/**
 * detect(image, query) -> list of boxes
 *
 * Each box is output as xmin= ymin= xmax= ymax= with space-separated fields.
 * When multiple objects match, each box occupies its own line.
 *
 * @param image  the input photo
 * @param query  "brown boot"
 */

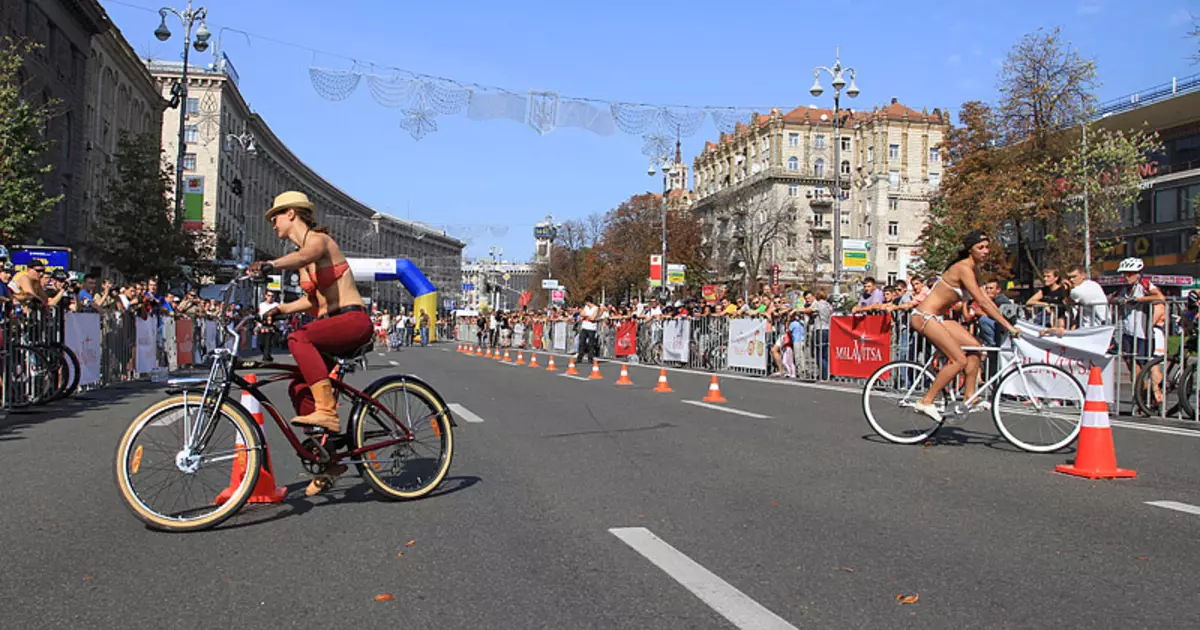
xmin=305 ymin=463 xmax=348 ymax=496
xmin=291 ymin=380 xmax=340 ymax=433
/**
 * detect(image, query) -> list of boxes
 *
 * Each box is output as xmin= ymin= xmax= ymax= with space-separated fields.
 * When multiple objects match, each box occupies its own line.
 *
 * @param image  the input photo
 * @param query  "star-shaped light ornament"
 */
xmin=399 ymin=104 xmax=437 ymax=141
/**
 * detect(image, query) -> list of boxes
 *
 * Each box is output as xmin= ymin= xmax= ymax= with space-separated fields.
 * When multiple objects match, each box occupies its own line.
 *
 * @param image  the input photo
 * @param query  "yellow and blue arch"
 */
xmin=347 ymin=258 xmax=439 ymax=341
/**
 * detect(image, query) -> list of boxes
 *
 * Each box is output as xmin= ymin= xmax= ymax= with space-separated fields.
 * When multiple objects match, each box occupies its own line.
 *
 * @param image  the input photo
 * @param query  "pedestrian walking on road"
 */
xmin=419 ymin=309 xmax=431 ymax=347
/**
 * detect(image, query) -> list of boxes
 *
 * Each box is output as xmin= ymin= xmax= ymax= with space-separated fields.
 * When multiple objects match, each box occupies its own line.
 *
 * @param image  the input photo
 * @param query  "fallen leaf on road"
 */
xmin=638 ymin=514 xmax=644 ymax=519
xmin=896 ymin=593 xmax=919 ymax=605
xmin=396 ymin=551 xmax=404 ymax=558
xmin=770 ymin=502 xmax=779 ymax=508
xmin=1135 ymin=556 xmax=1149 ymax=561
xmin=83 ymin=576 xmax=93 ymax=581
xmin=832 ymin=567 xmax=856 ymax=573
xmin=405 ymin=540 xmax=416 ymax=547
xmin=375 ymin=593 xmax=396 ymax=602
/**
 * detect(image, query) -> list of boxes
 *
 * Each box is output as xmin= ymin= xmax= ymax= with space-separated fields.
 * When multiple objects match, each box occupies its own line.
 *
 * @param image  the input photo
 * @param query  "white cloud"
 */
xmin=947 ymin=53 xmax=963 ymax=66
xmin=1077 ymin=0 xmax=1104 ymax=15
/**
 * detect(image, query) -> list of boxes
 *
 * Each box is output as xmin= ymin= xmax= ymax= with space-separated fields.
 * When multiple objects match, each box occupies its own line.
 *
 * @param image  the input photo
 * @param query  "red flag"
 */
xmin=615 ymin=320 xmax=637 ymax=357
xmin=532 ymin=322 xmax=544 ymax=349
xmin=829 ymin=314 xmax=892 ymax=378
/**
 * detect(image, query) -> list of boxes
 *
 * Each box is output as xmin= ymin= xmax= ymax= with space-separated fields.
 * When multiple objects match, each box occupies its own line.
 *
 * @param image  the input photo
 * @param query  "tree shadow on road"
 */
xmin=0 ymin=379 xmax=180 ymax=443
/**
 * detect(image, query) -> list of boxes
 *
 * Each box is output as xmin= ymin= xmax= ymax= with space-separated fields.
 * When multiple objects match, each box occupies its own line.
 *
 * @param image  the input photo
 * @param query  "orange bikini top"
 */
xmin=299 ymin=262 xmax=349 ymax=295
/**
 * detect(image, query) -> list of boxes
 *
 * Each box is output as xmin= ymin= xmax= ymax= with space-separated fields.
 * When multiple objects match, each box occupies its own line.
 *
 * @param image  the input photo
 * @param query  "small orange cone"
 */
xmin=702 ymin=375 xmax=727 ymax=403
xmin=1056 ymin=367 xmax=1136 ymax=479
xmin=589 ymin=360 xmax=603 ymax=380
xmin=516 ymin=351 xmax=526 ymax=365
xmin=545 ymin=355 xmax=557 ymax=372
xmin=652 ymin=368 xmax=673 ymax=393
xmin=475 ymin=346 xmax=483 ymax=357
xmin=529 ymin=353 xmax=539 ymax=368
xmin=615 ymin=364 xmax=634 ymax=386
xmin=216 ymin=373 xmax=287 ymax=504
xmin=565 ymin=357 xmax=580 ymax=375
xmin=494 ymin=347 xmax=503 ymax=360
xmin=503 ymin=349 xmax=511 ymax=362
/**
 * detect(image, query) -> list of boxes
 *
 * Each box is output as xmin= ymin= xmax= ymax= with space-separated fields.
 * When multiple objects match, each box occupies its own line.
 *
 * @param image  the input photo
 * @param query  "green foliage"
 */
xmin=93 ymin=131 xmax=203 ymax=282
xmin=0 ymin=38 xmax=62 ymax=243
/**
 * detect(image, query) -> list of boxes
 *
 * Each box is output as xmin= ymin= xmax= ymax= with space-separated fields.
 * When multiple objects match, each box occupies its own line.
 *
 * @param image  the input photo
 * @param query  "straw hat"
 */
xmin=265 ymin=190 xmax=314 ymax=220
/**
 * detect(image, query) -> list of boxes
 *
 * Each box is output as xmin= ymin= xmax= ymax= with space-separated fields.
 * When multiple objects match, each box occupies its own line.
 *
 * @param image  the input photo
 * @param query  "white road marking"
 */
xmin=388 ymin=360 xmax=399 ymax=366
xmin=448 ymin=403 xmax=485 ymax=423
xmin=376 ymin=352 xmax=386 ymax=358
xmin=610 ymin=527 xmax=798 ymax=630
xmin=1110 ymin=419 xmax=1200 ymax=438
xmin=1145 ymin=500 xmax=1200 ymax=516
xmin=558 ymin=373 xmax=592 ymax=382
xmin=680 ymin=400 xmax=770 ymax=419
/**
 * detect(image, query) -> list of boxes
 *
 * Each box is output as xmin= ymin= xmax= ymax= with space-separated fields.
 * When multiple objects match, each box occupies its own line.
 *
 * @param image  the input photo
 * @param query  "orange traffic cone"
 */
xmin=1056 ymin=367 xmax=1136 ymax=479
xmin=216 ymin=374 xmax=287 ymax=504
xmin=516 ymin=351 xmax=526 ymax=365
xmin=652 ymin=368 xmax=673 ymax=393
xmin=503 ymin=349 xmax=511 ymax=362
xmin=589 ymin=360 xmax=603 ymax=380
xmin=545 ymin=355 xmax=557 ymax=372
xmin=565 ymin=357 xmax=580 ymax=375
xmin=615 ymin=364 xmax=634 ymax=386
xmin=702 ymin=375 xmax=727 ymax=403
xmin=492 ymin=347 xmax=501 ymax=360
xmin=529 ymin=353 xmax=540 ymax=368
xmin=475 ymin=346 xmax=483 ymax=357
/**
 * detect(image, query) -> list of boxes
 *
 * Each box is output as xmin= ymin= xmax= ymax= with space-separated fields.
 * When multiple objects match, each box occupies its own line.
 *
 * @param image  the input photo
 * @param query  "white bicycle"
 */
xmin=862 ymin=345 xmax=1085 ymax=453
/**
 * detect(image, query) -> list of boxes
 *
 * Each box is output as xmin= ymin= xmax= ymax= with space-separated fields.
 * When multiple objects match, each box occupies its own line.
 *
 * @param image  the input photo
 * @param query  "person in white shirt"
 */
xmin=576 ymin=296 xmax=601 ymax=363
xmin=1065 ymin=265 xmax=1109 ymax=329
xmin=257 ymin=291 xmax=279 ymax=361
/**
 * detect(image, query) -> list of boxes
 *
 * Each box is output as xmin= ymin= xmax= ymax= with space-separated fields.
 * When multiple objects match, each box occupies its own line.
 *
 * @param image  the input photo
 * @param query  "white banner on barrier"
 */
xmin=513 ymin=323 xmax=526 ymax=347
xmin=163 ymin=318 xmax=178 ymax=371
xmin=1002 ymin=322 xmax=1117 ymax=402
xmin=204 ymin=321 xmax=218 ymax=360
xmin=727 ymin=318 xmax=768 ymax=370
xmin=64 ymin=312 xmax=102 ymax=386
xmin=662 ymin=320 xmax=691 ymax=363
xmin=553 ymin=322 xmax=568 ymax=352
xmin=135 ymin=316 xmax=158 ymax=375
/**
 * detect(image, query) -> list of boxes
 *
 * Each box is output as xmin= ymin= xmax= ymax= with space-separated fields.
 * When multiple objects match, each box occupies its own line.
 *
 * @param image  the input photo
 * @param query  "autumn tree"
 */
xmin=710 ymin=181 xmax=796 ymax=294
xmin=0 ymin=38 xmax=62 ymax=244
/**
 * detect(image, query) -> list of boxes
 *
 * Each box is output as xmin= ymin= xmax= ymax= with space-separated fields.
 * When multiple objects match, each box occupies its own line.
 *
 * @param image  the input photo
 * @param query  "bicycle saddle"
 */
xmin=321 ymin=341 xmax=374 ymax=362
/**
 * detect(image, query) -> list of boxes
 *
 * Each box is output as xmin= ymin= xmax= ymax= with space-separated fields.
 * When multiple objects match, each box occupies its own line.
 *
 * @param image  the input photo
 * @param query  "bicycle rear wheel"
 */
xmin=114 ymin=395 xmax=261 ymax=532
xmin=352 ymin=376 xmax=453 ymax=500
xmin=7 ymin=345 xmax=55 ymax=407
xmin=991 ymin=363 xmax=1084 ymax=453
xmin=1131 ymin=356 xmax=1182 ymax=418
xmin=47 ymin=344 xmax=81 ymax=402
xmin=862 ymin=361 xmax=946 ymax=444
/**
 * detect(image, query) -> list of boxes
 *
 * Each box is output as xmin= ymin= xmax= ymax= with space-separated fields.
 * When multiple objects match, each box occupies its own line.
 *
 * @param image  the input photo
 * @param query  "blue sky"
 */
xmin=103 ymin=0 xmax=1197 ymax=261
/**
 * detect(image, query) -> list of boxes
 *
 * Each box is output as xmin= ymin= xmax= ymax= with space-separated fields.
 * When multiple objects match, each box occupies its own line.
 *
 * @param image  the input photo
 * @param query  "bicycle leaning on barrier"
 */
xmin=113 ymin=273 xmax=456 ymax=532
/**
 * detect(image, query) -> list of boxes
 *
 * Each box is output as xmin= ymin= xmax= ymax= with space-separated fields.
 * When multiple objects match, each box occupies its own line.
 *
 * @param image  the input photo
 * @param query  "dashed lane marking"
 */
xmin=448 ymin=403 xmax=485 ymax=423
xmin=1145 ymin=500 xmax=1200 ymax=516
xmin=680 ymin=399 xmax=770 ymax=419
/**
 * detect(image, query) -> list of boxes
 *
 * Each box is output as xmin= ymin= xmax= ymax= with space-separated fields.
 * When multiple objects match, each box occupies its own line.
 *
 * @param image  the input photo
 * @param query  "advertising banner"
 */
xmin=63 ymin=312 xmax=102 ymax=387
xmin=176 ymin=320 xmax=194 ymax=368
xmin=1002 ymin=322 xmax=1117 ymax=402
xmin=661 ymin=319 xmax=691 ymax=363
xmin=727 ymin=319 xmax=768 ymax=370
xmin=829 ymin=314 xmax=892 ymax=378
xmin=11 ymin=247 xmax=71 ymax=273
xmin=532 ymin=322 xmax=544 ymax=349
xmin=183 ymin=175 xmax=205 ymax=231
xmin=615 ymin=320 xmax=637 ymax=357
xmin=135 ymin=316 xmax=158 ymax=374
xmin=701 ymin=285 xmax=725 ymax=304
xmin=553 ymin=322 xmax=568 ymax=352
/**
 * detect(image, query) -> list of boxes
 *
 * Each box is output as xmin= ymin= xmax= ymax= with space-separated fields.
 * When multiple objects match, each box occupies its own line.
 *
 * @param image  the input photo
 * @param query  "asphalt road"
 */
xmin=2 ymin=344 xmax=1199 ymax=629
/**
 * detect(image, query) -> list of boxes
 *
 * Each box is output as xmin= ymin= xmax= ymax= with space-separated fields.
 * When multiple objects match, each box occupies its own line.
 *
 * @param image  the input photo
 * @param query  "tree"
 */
xmin=597 ymin=193 xmax=708 ymax=301
xmin=0 ymin=38 xmax=62 ymax=244
xmin=94 ymin=131 xmax=204 ymax=282
xmin=996 ymin=27 xmax=1097 ymax=153
xmin=720 ymin=182 xmax=795 ymax=292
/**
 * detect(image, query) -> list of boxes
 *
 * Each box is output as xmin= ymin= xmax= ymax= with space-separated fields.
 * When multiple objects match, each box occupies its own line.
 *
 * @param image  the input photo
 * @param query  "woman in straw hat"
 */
xmin=252 ymin=191 xmax=372 ymax=445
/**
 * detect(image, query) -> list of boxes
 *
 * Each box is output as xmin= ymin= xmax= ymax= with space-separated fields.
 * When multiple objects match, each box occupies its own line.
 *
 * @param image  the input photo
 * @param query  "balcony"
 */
xmin=809 ymin=222 xmax=831 ymax=232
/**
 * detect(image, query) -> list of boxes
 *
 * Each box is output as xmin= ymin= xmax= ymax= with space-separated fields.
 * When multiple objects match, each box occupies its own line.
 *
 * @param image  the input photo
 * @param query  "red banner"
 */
xmin=532 ymin=322 xmax=544 ymax=349
xmin=701 ymin=284 xmax=725 ymax=304
xmin=175 ymin=320 xmax=194 ymax=367
xmin=615 ymin=320 xmax=637 ymax=357
xmin=829 ymin=314 xmax=892 ymax=378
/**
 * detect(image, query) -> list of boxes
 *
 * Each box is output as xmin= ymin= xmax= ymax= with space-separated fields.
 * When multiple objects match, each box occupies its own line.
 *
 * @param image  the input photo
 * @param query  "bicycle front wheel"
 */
xmin=353 ymin=377 xmax=453 ymax=500
xmin=114 ymin=395 xmax=262 ymax=532
xmin=863 ymin=361 xmax=945 ymax=444
xmin=991 ymin=363 xmax=1084 ymax=453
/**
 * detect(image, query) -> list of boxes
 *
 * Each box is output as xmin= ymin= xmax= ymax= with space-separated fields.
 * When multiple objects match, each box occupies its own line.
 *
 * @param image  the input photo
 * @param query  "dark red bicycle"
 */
xmin=113 ymin=275 xmax=455 ymax=532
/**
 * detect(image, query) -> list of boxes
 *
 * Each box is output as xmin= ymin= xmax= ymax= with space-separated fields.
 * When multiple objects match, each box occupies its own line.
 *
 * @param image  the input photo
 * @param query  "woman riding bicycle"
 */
xmin=250 ymin=191 xmax=373 ymax=435
xmin=911 ymin=231 xmax=1020 ymax=422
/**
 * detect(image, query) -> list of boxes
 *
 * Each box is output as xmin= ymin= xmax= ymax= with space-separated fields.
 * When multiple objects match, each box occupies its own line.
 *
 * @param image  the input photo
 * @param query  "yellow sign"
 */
xmin=843 ymin=250 xmax=869 ymax=270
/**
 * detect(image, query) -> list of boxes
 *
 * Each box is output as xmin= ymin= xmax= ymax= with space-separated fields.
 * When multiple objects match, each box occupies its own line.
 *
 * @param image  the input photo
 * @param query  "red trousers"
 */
xmin=288 ymin=310 xmax=373 ymax=386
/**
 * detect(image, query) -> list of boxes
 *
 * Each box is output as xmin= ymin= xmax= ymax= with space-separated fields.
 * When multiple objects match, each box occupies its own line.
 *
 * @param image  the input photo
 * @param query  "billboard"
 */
xmin=11 ymin=247 xmax=71 ymax=272
xmin=842 ymin=239 xmax=870 ymax=272
xmin=183 ymin=175 xmax=205 ymax=231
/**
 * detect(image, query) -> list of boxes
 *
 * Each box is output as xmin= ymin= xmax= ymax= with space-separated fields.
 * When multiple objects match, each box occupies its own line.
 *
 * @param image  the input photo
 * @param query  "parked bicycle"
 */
xmin=862 ymin=343 xmax=1085 ymax=453
xmin=113 ymin=273 xmax=456 ymax=532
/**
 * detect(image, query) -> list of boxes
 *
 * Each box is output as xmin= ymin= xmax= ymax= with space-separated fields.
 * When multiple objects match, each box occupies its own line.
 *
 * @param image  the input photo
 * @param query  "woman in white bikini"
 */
xmin=912 ymin=231 xmax=1021 ymax=421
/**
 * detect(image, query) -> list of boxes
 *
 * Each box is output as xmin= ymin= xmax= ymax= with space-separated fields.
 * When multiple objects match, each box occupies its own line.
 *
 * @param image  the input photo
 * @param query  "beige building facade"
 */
xmin=692 ymin=99 xmax=949 ymax=288
xmin=149 ymin=58 xmax=464 ymax=311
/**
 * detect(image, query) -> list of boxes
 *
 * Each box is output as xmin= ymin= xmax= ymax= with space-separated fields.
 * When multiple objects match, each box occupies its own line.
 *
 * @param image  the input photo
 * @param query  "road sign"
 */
xmin=503 ymin=273 xmax=511 ymax=281
xmin=667 ymin=264 xmax=686 ymax=286
xmin=550 ymin=289 xmax=565 ymax=303
xmin=649 ymin=255 xmax=663 ymax=287
xmin=541 ymin=279 xmax=560 ymax=289
xmin=842 ymin=239 xmax=871 ymax=272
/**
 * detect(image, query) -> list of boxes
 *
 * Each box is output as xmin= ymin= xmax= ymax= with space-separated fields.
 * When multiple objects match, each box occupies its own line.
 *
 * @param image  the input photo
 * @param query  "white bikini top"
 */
xmin=935 ymin=279 xmax=965 ymax=300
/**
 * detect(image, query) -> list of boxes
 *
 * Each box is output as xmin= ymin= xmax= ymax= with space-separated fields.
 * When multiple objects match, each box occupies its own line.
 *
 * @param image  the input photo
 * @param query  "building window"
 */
xmin=788 ymin=132 xmax=799 ymax=147
xmin=867 ymin=146 xmax=874 ymax=162
xmin=840 ymin=160 xmax=851 ymax=175
xmin=1155 ymin=188 xmax=1179 ymax=224
xmin=928 ymin=172 xmax=941 ymax=187
xmin=887 ymin=246 xmax=898 ymax=261
xmin=789 ymin=184 xmax=799 ymax=197
xmin=788 ymin=156 xmax=799 ymax=171
xmin=887 ymin=272 xmax=898 ymax=285
xmin=812 ymin=213 xmax=824 ymax=226
xmin=186 ymin=97 xmax=200 ymax=116
xmin=184 ymin=124 xmax=198 ymax=143
xmin=888 ymin=221 xmax=899 ymax=237
xmin=888 ymin=144 xmax=900 ymax=160
xmin=761 ymin=137 xmax=770 ymax=152
xmin=814 ymin=159 xmax=825 ymax=177
xmin=929 ymin=147 xmax=940 ymax=163
xmin=183 ymin=153 xmax=197 ymax=170
xmin=814 ymin=135 xmax=827 ymax=150
xmin=786 ymin=233 xmax=796 ymax=247
xmin=889 ymin=170 xmax=900 ymax=189
xmin=889 ymin=198 xmax=899 ymax=212
xmin=841 ymin=137 xmax=851 ymax=151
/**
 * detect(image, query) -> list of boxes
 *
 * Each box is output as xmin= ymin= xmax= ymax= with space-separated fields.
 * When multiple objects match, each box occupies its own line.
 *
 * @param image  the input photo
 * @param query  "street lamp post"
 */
xmin=155 ymin=1 xmax=211 ymax=231
xmin=647 ymin=152 xmax=674 ymax=299
xmin=811 ymin=48 xmax=859 ymax=296
xmin=224 ymin=130 xmax=257 ymax=261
